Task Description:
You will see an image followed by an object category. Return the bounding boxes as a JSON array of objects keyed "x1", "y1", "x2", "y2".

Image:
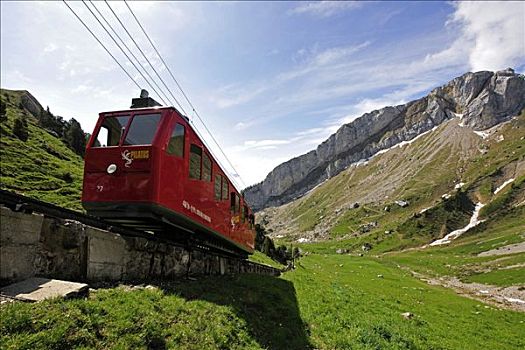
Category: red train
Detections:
[{"x1": 81, "y1": 92, "x2": 255, "y2": 257}]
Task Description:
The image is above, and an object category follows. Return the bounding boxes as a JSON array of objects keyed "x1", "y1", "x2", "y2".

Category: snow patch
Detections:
[
  {"x1": 353, "y1": 159, "x2": 369, "y2": 167},
  {"x1": 504, "y1": 297, "x2": 525, "y2": 304},
  {"x1": 473, "y1": 130, "x2": 490, "y2": 139},
  {"x1": 429, "y1": 202, "x2": 485, "y2": 246},
  {"x1": 419, "y1": 207, "x2": 432, "y2": 214},
  {"x1": 494, "y1": 178, "x2": 515, "y2": 194},
  {"x1": 372, "y1": 125, "x2": 439, "y2": 158},
  {"x1": 454, "y1": 182, "x2": 465, "y2": 189}
]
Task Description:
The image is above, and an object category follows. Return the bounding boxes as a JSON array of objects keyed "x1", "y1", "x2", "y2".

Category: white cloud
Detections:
[
  {"x1": 43, "y1": 43, "x2": 58, "y2": 53},
  {"x1": 243, "y1": 139, "x2": 292, "y2": 149},
  {"x1": 210, "y1": 85, "x2": 267, "y2": 109},
  {"x1": 450, "y1": 2, "x2": 525, "y2": 71},
  {"x1": 312, "y1": 41, "x2": 370, "y2": 66},
  {"x1": 289, "y1": 1, "x2": 364, "y2": 18}
]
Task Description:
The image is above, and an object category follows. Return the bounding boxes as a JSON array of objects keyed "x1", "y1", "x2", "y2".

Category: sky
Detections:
[{"x1": 1, "y1": 1, "x2": 524, "y2": 189}]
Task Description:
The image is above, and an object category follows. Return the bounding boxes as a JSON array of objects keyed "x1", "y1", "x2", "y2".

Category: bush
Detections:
[
  {"x1": 60, "y1": 172, "x2": 74, "y2": 183},
  {"x1": 13, "y1": 116, "x2": 29, "y2": 141}
]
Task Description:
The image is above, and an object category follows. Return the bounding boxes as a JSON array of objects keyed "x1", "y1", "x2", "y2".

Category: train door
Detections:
[{"x1": 158, "y1": 113, "x2": 187, "y2": 211}]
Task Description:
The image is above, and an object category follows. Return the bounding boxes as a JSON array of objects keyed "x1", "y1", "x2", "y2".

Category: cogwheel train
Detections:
[{"x1": 82, "y1": 91, "x2": 255, "y2": 257}]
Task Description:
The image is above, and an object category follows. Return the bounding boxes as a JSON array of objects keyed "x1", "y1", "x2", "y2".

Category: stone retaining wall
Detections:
[{"x1": 0, "y1": 206, "x2": 279, "y2": 286}]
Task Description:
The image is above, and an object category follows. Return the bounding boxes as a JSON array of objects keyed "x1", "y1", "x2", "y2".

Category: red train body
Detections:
[{"x1": 82, "y1": 100, "x2": 255, "y2": 256}]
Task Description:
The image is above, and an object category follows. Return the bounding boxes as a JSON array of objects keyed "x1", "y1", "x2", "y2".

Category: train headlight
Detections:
[{"x1": 107, "y1": 164, "x2": 117, "y2": 174}]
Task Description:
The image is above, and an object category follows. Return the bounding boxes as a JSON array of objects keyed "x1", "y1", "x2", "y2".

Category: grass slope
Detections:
[
  {"x1": 248, "y1": 251, "x2": 286, "y2": 269},
  {"x1": 0, "y1": 89, "x2": 84, "y2": 210},
  {"x1": 2, "y1": 253, "x2": 524, "y2": 350}
]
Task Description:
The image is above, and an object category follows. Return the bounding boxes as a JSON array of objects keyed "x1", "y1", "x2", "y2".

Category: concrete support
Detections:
[{"x1": 0, "y1": 206, "x2": 280, "y2": 286}]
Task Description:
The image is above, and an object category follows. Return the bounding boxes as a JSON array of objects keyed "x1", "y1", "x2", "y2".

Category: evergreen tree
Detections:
[
  {"x1": 13, "y1": 116, "x2": 29, "y2": 141},
  {"x1": 64, "y1": 118, "x2": 86, "y2": 157},
  {"x1": 254, "y1": 224, "x2": 267, "y2": 251},
  {"x1": 0, "y1": 99, "x2": 7, "y2": 123}
]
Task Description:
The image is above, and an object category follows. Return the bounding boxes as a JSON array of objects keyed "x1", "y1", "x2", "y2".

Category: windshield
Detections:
[
  {"x1": 93, "y1": 115, "x2": 130, "y2": 147},
  {"x1": 123, "y1": 113, "x2": 161, "y2": 146}
]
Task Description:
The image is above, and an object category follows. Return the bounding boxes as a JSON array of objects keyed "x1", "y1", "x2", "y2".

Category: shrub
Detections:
[{"x1": 13, "y1": 116, "x2": 29, "y2": 141}]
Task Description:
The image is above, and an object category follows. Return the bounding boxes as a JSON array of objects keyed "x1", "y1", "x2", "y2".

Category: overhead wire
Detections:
[
  {"x1": 123, "y1": 0, "x2": 248, "y2": 189},
  {"x1": 80, "y1": 0, "x2": 168, "y2": 106},
  {"x1": 104, "y1": 0, "x2": 187, "y2": 114},
  {"x1": 62, "y1": 0, "x2": 141, "y2": 90},
  {"x1": 88, "y1": 0, "x2": 174, "y2": 107}
]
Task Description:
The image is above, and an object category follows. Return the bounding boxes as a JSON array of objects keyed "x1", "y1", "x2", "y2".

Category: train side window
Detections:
[
  {"x1": 222, "y1": 178, "x2": 229, "y2": 200},
  {"x1": 230, "y1": 193, "x2": 240, "y2": 213},
  {"x1": 214, "y1": 174, "x2": 222, "y2": 200},
  {"x1": 202, "y1": 153, "x2": 212, "y2": 182},
  {"x1": 241, "y1": 205, "x2": 247, "y2": 222},
  {"x1": 123, "y1": 113, "x2": 161, "y2": 145},
  {"x1": 230, "y1": 193, "x2": 236, "y2": 212},
  {"x1": 167, "y1": 123, "x2": 185, "y2": 157},
  {"x1": 189, "y1": 144, "x2": 202, "y2": 179},
  {"x1": 93, "y1": 115, "x2": 130, "y2": 147}
]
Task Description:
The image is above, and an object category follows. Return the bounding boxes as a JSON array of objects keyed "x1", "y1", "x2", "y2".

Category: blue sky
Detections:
[{"x1": 1, "y1": 1, "x2": 524, "y2": 188}]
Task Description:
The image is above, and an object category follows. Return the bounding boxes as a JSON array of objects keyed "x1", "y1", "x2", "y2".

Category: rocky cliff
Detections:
[{"x1": 244, "y1": 69, "x2": 525, "y2": 211}]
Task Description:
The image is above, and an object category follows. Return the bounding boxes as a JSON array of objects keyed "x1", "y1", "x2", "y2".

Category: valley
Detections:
[{"x1": 1, "y1": 69, "x2": 524, "y2": 349}]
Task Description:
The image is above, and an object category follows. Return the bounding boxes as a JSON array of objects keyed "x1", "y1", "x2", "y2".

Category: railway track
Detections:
[{"x1": 0, "y1": 189, "x2": 248, "y2": 259}]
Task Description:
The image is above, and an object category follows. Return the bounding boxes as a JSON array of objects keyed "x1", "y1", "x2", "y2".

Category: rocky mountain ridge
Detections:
[{"x1": 244, "y1": 69, "x2": 525, "y2": 211}]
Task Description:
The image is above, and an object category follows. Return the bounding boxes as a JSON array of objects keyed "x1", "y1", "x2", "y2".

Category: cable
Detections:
[
  {"x1": 81, "y1": 0, "x2": 168, "y2": 106},
  {"x1": 104, "y1": 0, "x2": 187, "y2": 114},
  {"x1": 89, "y1": 0, "x2": 174, "y2": 107},
  {"x1": 63, "y1": 0, "x2": 141, "y2": 90},
  {"x1": 124, "y1": 0, "x2": 248, "y2": 189}
]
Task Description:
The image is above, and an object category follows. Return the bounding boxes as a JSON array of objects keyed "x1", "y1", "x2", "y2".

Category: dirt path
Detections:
[{"x1": 477, "y1": 242, "x2": 525, "y2": 257}]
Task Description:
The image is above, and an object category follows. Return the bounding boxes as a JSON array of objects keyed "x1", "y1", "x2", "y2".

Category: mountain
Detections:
[
  {"x1": 244, "y1": 69, "x2": 525, "y2": 211},
  {"x1": 0, "y1": 89, "x2": 84, "y2": 210}
]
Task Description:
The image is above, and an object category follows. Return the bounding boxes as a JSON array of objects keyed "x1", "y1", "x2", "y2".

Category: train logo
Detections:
[{"x1": 121, "y1": 150, "x2": 133, "y2": 167}]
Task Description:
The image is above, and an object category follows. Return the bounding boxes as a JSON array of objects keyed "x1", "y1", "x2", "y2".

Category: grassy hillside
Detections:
[
  {"x1": 0, "y1": 89, "x2": 84, "y2": 210},
  {"x1": 262, "y1": 111, "x2": 525, "y2": 253},
  {"x1": 2, "y1": 245, "x2": 524, "y2": 350}
]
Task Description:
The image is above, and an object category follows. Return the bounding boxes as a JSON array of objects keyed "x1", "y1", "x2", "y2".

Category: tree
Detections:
[
  {"x1": 64, "y1": 118, "x2": 86, "y2": 156},
  {"x1": 13, "y1": 116, "x2": 29, "y2": 141},
  {"x1": 0, "y1": 99, "x2": 7, "y2": 123},
  {"x1": 254, "y1": 224, "x2": 267, "y2": 251},
  {"x1": 261, "y1": 236, "x2": 275, "y2": 257}
]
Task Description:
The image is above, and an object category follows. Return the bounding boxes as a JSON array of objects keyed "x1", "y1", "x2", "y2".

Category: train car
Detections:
[{"x1": 81, "y1": 92, "x2": 255, "y2": 257}]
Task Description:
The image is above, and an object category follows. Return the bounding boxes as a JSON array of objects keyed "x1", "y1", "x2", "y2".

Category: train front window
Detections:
[
  {"x1": 93, "y1": 115, "x2": 130, "y2": 147},
  {"x1": 123, "y1": 113, "x2": 161, "y2": 146}
]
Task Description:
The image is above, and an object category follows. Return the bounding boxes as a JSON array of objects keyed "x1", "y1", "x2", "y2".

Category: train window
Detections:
[
  {"x1": 222, "y1": 178, "x2": 229, "y2": 200},
  {"x1": 214, "y1": 174, "x2": 222, "y2": 200},
  {"x1": 189, "y1": 144, "x2": 202, "y2": 179},
  {"x1": 167, "y1": 123, "x2": 185, "y2": 157},
  {"x1": 93, "y1": 115, "x2": 130, "y2": 147},
  {"x1": 230, "y1": 193, "x2": 235, "y2": 212},
  {"x1": 202, "y1": 153, "x2": 212, "y2": 182},
  {"x1": 123, "y1": 113, "x2": 161, "y2": 145},
  {"x1": 230, "y1": 192, "x2": 240, "y2": 213},
  {"x1": 241, "y1": 205, "x2": 247, "y2": 222}
]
